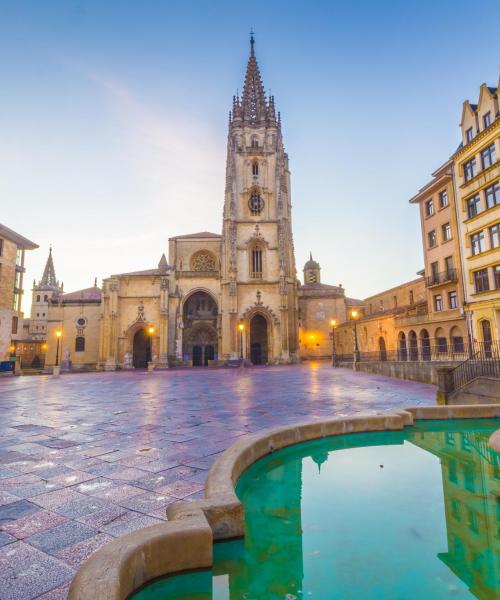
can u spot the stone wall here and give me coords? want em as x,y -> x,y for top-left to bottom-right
355,360 -> 461,386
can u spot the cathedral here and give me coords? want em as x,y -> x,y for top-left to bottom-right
34,37 -> 360,371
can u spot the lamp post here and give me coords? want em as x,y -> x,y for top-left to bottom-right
148,325 -> 155,369
55,329 -> 62,366
238,322 -> 244,365
350,310 -> 360,367
330,319 -> 337,367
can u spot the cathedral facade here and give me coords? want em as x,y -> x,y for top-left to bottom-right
57,38 -> 299,369
42,38 -> 357,370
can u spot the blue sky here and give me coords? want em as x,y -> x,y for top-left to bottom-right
2,0 -> 499,311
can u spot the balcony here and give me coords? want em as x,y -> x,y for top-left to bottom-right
426,269 -> 457,288
394,301 -> 429,326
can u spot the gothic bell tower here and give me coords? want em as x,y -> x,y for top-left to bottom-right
220,34 -> 299,363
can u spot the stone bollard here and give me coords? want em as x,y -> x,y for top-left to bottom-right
435,366 -> 454,405
52,365 -> 61,378
147,361 -> 155,373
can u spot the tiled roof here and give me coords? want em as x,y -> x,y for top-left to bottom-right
0,224 -> 38,250
170,231 -> 221,240
113,268 -> 163,277
345,297 -> 364,305
59,287 -> 102,303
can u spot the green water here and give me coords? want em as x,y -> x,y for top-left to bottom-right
133,419 -> 500,600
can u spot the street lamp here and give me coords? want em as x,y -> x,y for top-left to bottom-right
330,319 -> 337,366
55,329 -> 62,367
350,310 -> 360,365
148,325 -> 155,364
238,322 -> 244,364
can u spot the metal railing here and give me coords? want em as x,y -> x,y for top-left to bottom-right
335,341 -> 500,365
426,269 -> 458,287
450,345 -> 500,392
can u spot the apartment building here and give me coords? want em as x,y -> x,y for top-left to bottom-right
453,81 -> 500,345
0,224 -> 38,360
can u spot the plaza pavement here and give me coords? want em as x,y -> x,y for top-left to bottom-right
0,363 -> 436,599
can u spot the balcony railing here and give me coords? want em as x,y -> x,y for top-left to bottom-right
426,269 -> 458,287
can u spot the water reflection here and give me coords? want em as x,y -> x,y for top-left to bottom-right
134,420 -> 499,600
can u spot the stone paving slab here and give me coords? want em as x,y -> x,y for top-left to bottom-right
0,363 -> 435,598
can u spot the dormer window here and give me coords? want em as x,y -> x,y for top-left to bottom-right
251,136 -> 259,148
483,112 -> 491,129
466,127 -> 474,143
252,161 -> 259,176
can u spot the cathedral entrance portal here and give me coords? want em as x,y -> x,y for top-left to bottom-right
133,329 -> 151,368
182,292 -> 218,366
250,314 -> 268,365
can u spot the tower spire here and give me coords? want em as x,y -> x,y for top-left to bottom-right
39,246 -> 58,289
240,31 -> 267,124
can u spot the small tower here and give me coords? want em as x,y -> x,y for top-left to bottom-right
303,253 -> 321,284
29,247 -> 63,339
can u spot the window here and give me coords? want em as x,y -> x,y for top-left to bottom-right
11,316 -> 18,334
439,190 -> 449,208
251,247 -> 263,278
483,112 -> 491,128
0,239 -> 3,256
248,190 -> 264,215
474,268 -> 489,293
452,336 -> 465,353
442,222 -> 452,241
466,127 -> 474,143
470,231 -> 485,255
449,291 -> 458,309
409,290 -> 414,304
466,194 -> 481,218
425,199 -> 434,216
36,313 -> 39,317
481,143 -> 496,170
437,337 -> 448,353
393,295 -> 397,308
485,181 -> 500,209
430,261 -> 439,284
428,230 -> 437,248
75,337 -> 85,352
252,161 -> 259,176
251,136 -> 259,148
493,265 -> 500,289
463,157 -> 477,181
445,256 -> 454,278
434,294 -> 443,311
489,223 -> 500,249
36,294 -> 40,302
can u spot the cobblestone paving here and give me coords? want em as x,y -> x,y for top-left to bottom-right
0,363 -> 435,599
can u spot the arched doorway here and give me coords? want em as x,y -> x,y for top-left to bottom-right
250,314 -> 268,365
408,330 -> 418,361
378,337 -> 387,361
182,291 -> 218,366
420,329 -> 431,361
481,320 -> 492,358
133,329 -> 151,368
398,332 -> 407,361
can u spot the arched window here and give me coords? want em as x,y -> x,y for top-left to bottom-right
75,336 -> 85,352
252,161 -> 259,176
450,326 -> 465,355
249,190 -> 264,216
419,329 -> 431,361
408,330 -> 418,361
398,332 -> 407,361
251,247 -> 263,279
44,295 -> 48,302
36,295 -> 40,302
435,327 -> 448,354
251,136 -> 259,148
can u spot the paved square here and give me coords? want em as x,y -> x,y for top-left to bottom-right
0,363 -> 435,598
